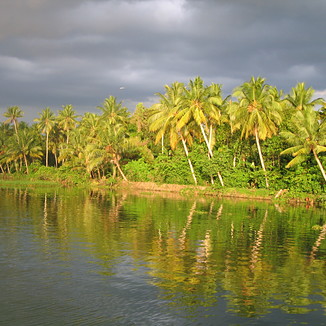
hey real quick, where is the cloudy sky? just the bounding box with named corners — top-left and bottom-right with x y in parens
top-left (1, 0), bottom-right (326, 122)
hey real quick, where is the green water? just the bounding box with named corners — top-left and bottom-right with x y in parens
top-left (0, 187), bottom-right (325, 325)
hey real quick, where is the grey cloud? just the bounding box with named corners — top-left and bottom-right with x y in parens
top-left (1, 0), bottom-right (326, 122)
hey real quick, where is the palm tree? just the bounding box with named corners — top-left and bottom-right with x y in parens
top-left (176, 77), bottom-right (225, 186)
top-left (80, 112), bottom-right (101, 139)
top-left (3, 106), bottom-right (24, 140)
top-left (34, 107), bottom-right (56, 167)
top-left (286, 82), bottom-right (324, 112)
top-left (97, 96), bottom-right (129, 126)
top-left (7, 129), bottom-right (43, 174)
top-left (57, 104), bottom-right (79, 144)
top-left (149, 82), bottom-right (198, 185)
top-left (280, 107), bottom-right (326, 182)
top-left (228, 77), bottom-right (283, 188)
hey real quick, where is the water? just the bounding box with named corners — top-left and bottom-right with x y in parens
top-left (0, 187), bottom-right (325, 325)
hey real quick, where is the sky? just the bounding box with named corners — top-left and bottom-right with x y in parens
top-left (1, 0), bottom-right (326, 122)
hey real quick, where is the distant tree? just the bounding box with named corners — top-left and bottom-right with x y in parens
top-left (97, 96), bottom-right (129, 126)
top-left (3, 106), bottom-right (24, 140)
top-left (57, 104), bottom-right (79, 144)
top-left (286, 82), bottom-right (324, 111)
top-left (34, 108), bottom-right (56, 167)
top-left (7, 129), bottom-right (42, 174)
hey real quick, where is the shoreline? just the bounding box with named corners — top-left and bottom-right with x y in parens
top-left (113, 181), bottom-right (323, 206)
top-left (0, 177), bottom-right (324, 207)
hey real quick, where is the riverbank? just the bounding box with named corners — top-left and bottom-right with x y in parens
top-left (0, 176), bottom-right (325, 206)
top-left (114, 180), bottom-right (325, 206)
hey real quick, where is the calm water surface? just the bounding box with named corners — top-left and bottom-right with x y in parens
top-left (0, 187), bottom-right (325, 325)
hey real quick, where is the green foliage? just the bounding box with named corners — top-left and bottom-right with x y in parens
top-left (151, 153), bottom-right (194, 185)
top-left (30, 165), bottom-right (89, 186)
top-left (124, 158), bottom-right (153, 182)
top-left (282, 164), bottom-right (325, 194)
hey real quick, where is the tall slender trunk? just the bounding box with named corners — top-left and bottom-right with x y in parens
top-left (180, 135), bottom-right (197, 185)
top-left (54, 152), bottom-right (58, 168)
top-left (45, 131), bottom-right (49, 167)
top-left (313, 150), bottom-right (326, 182)
top-left (200, 124), bottom-right (213, 158)
top-left (23, 154), bottom-right (29, 174)
top-left (0, 164), bottom-right (4, 173)
top-left (208, 124), bottom-right (213, 153)
top-left (161, 135), bottom-right (164, 154)
top-left (255, 129), bottom-right (269, 188)
top-left (200, 124), bottom-right (224, 186)
top-left (13, 120), bottom-right (20, 143)
top-left (114, 157), bottom-right (128, 181)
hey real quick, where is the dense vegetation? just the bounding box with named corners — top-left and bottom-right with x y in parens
top-left (1, 76), bottom-right (326, 195)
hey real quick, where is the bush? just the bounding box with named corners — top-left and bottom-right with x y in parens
top-left (151, 153), bottom-right (194, 185)
top-left (124, 158), bottom-right (153, 182)
top-left (30, 165), bottom-right (89, 186)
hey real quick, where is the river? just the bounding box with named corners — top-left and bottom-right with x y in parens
top-left (0, 187), bottom-right (325, 325)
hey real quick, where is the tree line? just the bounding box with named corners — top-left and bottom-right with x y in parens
top-left (1, 76), bottom-right (326, 194)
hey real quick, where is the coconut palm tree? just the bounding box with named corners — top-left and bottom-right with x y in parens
top-left (3, 106), bottom-right (24, 140)
top-left (286, 82), bottom-right (324, 112)
top-left (228, 77), bottom-right (283, 188)
top-left (34, 107), bottom-right (56, 167)
top-left (280, 107), bottom-right (326, 182)
top-left (7, 129), bottom-right (43, 174)
top-left (149, 82), bottom-right (199, 185)
top-left (176, 77), bottom-right (225, 186)
top-left (97, 96), bottom-right (129, 126)
top-left (57, 104), bottom-right (79, 144)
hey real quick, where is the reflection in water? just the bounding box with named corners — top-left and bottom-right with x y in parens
top-left (0, 188), bottom-right (325, 325)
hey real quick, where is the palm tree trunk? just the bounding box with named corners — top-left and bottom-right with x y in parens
top-left (46, 131), bottom-right (49, 167)
top-left (255, 129), bottom-right (269, 188)
top-left (13, 120), bottom-right (20, 143)
top-left (313, 150), bottom-right (326, 182)
top-left (200, 124), bottom-right (213, 158)
top-left (181, 136), bottom-right (197, 185)
top-left (0, 164), bottom-right (4, 173)
top-left (114, 158), bottom-right (128, 181)
top-left (200, 124), bottom-right (224, 186)
top-left (54, 152), bottom-right (58, 168)
top-left (23, 154), bottom-right (29, 174)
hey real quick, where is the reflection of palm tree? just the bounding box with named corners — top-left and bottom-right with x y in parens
top-left (193, 230), bottom-right (212, 275)
top-left (250, 209), bottom-right (268, 271)
top-left (108, 193), bottom-right (127, 221)
top-left (216, 204), bottom-right (224, 220)
top-left (179, 201), bottom-right (197, 250)
top-left (310, 223), bottom-right (326, 260)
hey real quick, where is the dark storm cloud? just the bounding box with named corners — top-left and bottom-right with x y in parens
top-left (0, 0), bottom-right (326, 121)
